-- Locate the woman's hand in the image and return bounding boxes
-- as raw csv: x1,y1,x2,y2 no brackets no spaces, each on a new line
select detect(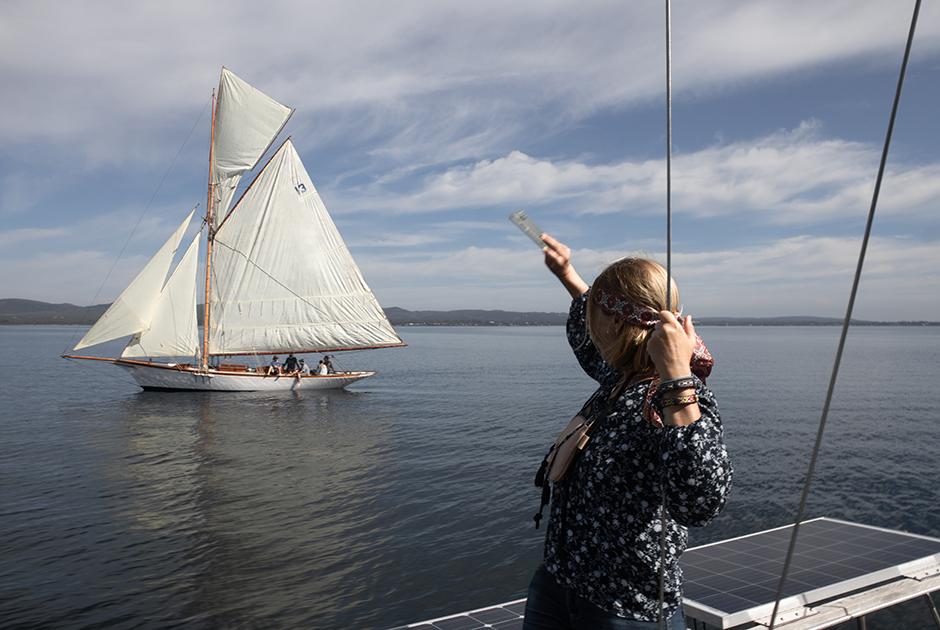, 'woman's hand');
647,310,696,379
648,311,700,426
542,233,589,298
